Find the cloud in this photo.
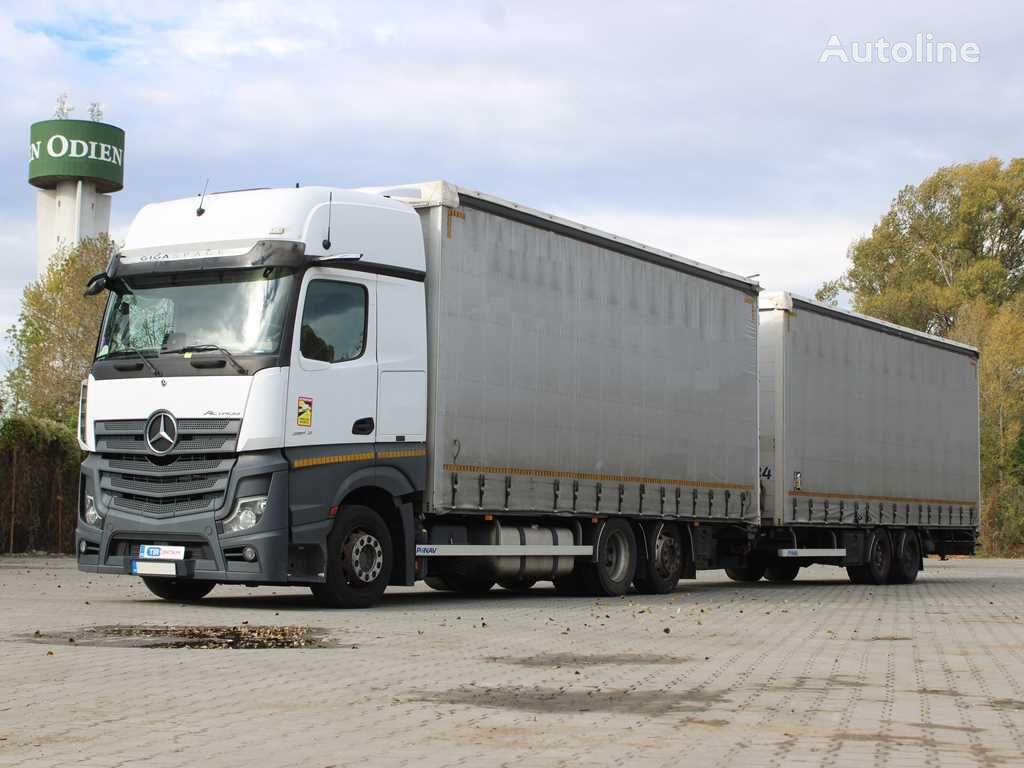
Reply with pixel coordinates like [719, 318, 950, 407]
[553, 208, 864, 298]
[0, 0, 1021, 359]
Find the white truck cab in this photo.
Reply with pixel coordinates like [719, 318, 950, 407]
[77, 187, 430, 606]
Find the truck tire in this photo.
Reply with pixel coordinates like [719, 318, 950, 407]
[634, 522, 684, 594]
[580, 518, 637, 597]
[846, 528, 893, 586]
[890, 530, 921, 584]
[142, 577, 215, 602]
[312, 505, 393, 608]
[763, 563, 800, 583]
[725, 564, 765, 582]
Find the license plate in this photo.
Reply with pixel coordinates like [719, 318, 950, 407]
[138, 545, 185, 560]
[132, 561, 177, 576]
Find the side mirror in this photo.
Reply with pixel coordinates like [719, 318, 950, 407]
[83, 273, 108, 296]
[83, 252, 122, 297]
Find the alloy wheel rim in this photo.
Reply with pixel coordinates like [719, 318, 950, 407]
[602, 530, 629, 582]
[343, 530, 384, 584]
[654, 527, 682, 579]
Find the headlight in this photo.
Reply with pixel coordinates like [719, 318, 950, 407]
[83, 494, 102, 526]
[223, 496, 267, 533]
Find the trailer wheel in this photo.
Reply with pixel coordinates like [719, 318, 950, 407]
[634, 522, 684, 594]
[312, 505, 393, 608]
[846, 528, 893, 586]
[725, 564, 765, 583]
[763, 563, 800, 583]
[580, 518, 637, 597]
[890, 530, 921, 584]
[142, 578, 214, 602]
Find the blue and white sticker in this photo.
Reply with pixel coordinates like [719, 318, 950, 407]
[137, 545, 186, 560]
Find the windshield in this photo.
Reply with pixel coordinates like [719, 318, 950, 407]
[96, 268, 297, 359]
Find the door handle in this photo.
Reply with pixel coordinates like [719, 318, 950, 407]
[352, 417, 375, 436]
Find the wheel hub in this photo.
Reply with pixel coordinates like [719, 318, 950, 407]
[343, 530, 384, 584]
[654, 528, 682, 578]
[602, 531, 628, 582]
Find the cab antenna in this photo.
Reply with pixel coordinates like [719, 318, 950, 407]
[322, 191, 333, 250]
[196, 178, 209, 217]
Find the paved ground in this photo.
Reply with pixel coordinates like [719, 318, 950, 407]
[1, 557, 1023, 768]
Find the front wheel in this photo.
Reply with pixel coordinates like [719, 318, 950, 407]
[143, 577, 215, 602]
[312, 505, 393, 608]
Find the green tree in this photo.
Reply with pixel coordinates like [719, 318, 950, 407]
[4, 236, 114, 428]
[820, 158, 1024, 555]
[831, 158, 1024, 335]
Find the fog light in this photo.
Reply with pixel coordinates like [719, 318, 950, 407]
[79, 539, 87, 554]
[83, 494, 102, 526]
[242, 546, 258, 562]
[223, 496, 267, 533]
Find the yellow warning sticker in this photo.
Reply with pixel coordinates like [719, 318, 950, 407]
[297, 396, 313, 428]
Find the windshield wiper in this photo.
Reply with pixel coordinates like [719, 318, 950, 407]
[97, 346, 163, 377]
[164, 344, 249, 375]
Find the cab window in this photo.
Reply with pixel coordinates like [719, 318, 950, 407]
[299, 280, 367, 363]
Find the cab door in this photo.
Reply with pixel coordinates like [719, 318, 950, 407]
[285, 268, 378, 449]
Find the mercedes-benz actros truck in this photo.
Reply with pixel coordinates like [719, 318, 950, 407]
[75, 181, 979, 607]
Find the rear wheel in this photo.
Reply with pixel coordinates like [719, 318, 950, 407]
[142, 578, 214, 602]
[847, 528, 893, 586]
[634, 522, 685, 594]
[890, 530, 921, 584]
[312, 505, 393, 608]
[763, 562, 800, 583]
[579, 518, 637, 597]
[725, 564, 765, 583]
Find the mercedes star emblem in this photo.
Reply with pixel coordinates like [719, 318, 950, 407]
[145, 411, 178, 455]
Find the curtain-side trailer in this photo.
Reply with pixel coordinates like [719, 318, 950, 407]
[754, 291, 980, 585]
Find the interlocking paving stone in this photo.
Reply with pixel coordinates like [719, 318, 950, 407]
[0, 556, 1022, 767]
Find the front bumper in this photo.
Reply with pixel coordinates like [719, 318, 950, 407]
[75, 450, 329, 584]
[77, 511, 292, 582]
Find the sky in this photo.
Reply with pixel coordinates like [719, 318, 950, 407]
[1, 0, 1022, 356]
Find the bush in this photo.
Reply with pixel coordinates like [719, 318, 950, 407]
[0, 415, 81, 553]
[982, 480, 1024, 558]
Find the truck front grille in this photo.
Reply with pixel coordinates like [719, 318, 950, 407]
[95, 419, 239, 519]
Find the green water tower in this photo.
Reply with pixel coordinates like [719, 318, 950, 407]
[28, 103, 125, 274]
